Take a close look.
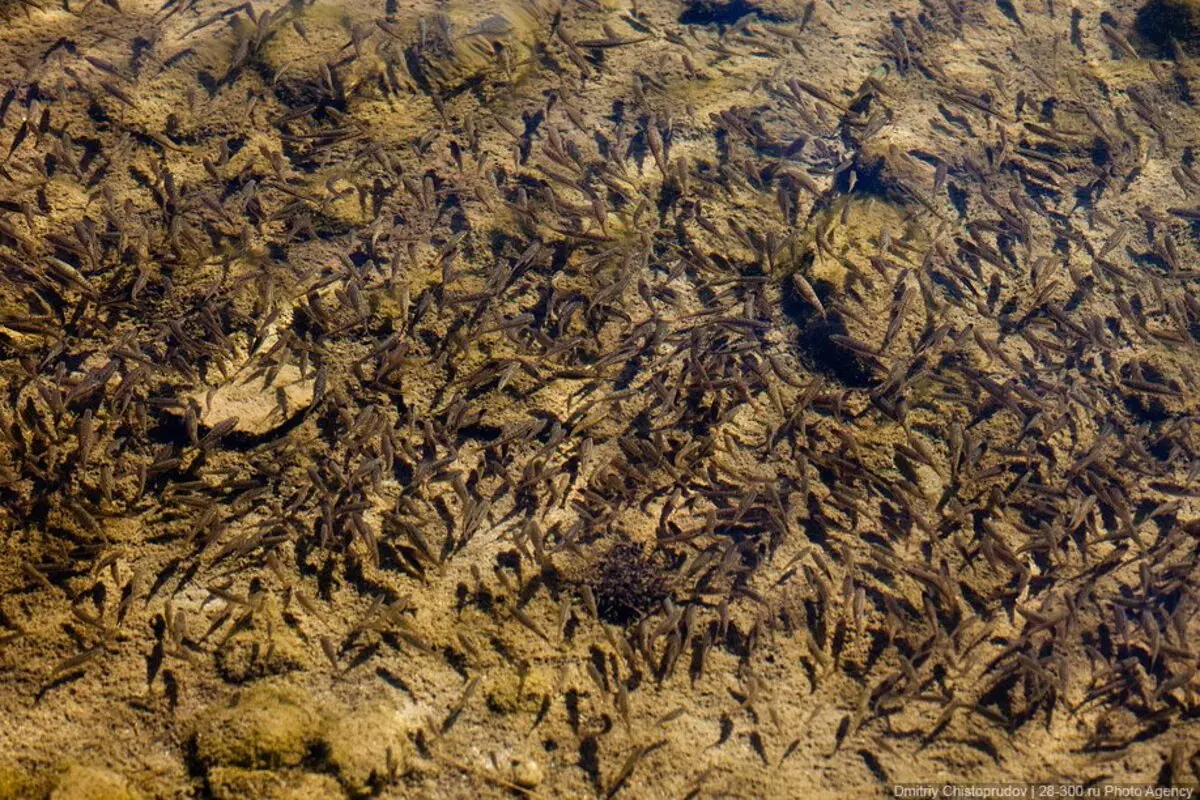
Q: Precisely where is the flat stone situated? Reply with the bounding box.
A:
[191,364,314,437]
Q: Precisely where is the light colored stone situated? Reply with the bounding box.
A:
[190,364,314,437]
[510,757,543,789]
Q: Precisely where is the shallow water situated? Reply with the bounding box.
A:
[0,0,1198,797]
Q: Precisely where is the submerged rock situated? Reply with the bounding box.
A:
[189,364,315,439]
[48,765,144,800]
[509,756,544,789]
[206,768,345,800]
[0,762,47,800]
[320,705,411,795]
[408,0,550,95]
[193,684,322,770]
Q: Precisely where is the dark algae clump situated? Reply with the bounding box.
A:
[589,542,670,626]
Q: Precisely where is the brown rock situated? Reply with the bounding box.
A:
[48,765,143,800]
[193,684,322,770]
[321,705,411,795]
[206,768,345,800]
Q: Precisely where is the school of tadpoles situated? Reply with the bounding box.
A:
[0,0,1199,793]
